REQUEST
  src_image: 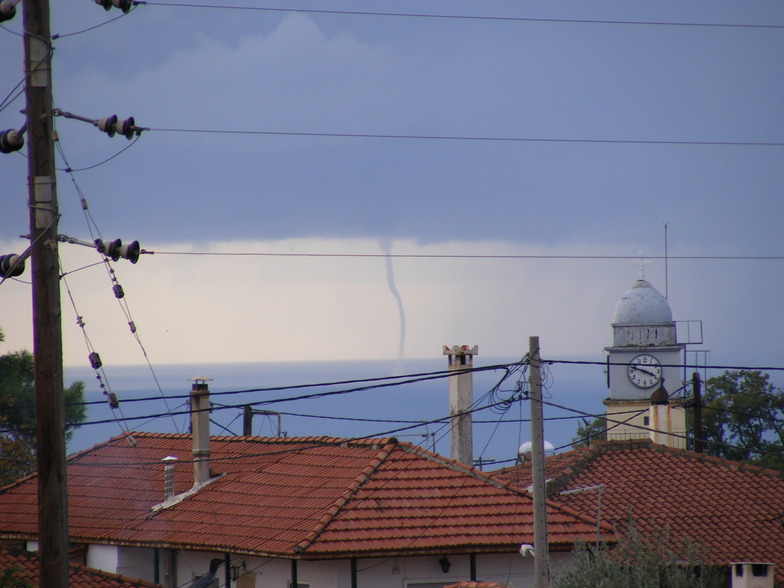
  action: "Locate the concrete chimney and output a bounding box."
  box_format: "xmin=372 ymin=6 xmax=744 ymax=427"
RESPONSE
xmin=443 ymin=345 xmax=478 ymax=466
xmin=189 ymin=378 xmax=211 ymax=486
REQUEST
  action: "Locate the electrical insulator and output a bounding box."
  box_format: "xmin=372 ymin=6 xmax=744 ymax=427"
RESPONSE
xmin=94 ymin=0 xmax=132 ymax=13
xmin=88 ymin=352 xmax=102 ymax=369
xmin=115 ymin=117 xmax=136 ymax=139
xmin=96 ymin=115 xmax=118 ymax=138
xmin=0 ymin=128 xmax=24 ymax=154
xmin=120 ymin=240 xmax=140 ymax=263
xmin=96 ymin=238 xmax=141 ymax=263
xmin=113 ymin=284 xmax=125 ymax=299
xmin=95 ymin=115 xmax=138 ymax=138
xmin=107 ymin=392 xmax=119 ymax=409
xmin=0 ymin=254 xmax=24 ymax=278
xmin=0 ymin=0 xmax=17 ymax=23
xmin=106 ymin=239 xmax=122 ymax=261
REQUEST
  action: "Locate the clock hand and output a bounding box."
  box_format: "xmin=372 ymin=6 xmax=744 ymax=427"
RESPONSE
xmin=630 ymin=365 xmax=658 ymax=377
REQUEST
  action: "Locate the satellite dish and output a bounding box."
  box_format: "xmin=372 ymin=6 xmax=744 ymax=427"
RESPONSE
xmin=518 ymin=441 xmax=555 ymax=461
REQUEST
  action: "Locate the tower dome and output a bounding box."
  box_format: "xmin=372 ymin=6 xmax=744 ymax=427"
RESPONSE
xmin=611 ymin=280 xmax=676 ymax=347
xmin=612 ymin=279 xmax=672 ymax=325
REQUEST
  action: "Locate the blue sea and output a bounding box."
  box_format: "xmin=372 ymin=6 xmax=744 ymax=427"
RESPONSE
xmin=63 ymin=356 xmax=609 ymax=469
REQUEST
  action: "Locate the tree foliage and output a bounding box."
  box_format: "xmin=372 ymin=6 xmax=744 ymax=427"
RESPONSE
xmin=0 ymin=567 xmax=32 ymax=588
xmin=700 ymin=370 xmax=784 ymax=470
xmin=552 ymin=523 xmax=726 ymax=588
xmin=572 ymin=416 xmax=607 ymax=449
xmin=0 ymin=328 xmax=87 ymax=486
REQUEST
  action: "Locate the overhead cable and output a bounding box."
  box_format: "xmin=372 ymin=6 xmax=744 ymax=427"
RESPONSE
xmin=136 ymin=2 xmax=784 ymax=30
xmin=146 ymin=126 xmax=784 ymax=148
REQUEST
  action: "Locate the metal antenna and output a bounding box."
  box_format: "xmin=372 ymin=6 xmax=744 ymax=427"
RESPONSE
xmin=664 ymin=223 xmax=669 ymax=298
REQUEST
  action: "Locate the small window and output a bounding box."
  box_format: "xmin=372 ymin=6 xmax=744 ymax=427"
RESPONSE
xmin=643 ymin=416 xmax=650 ymax=426
xmin=752 ymin=564 xmax=770 ymax=577
xmin=735 ymin=564 xmax=744 ymax=577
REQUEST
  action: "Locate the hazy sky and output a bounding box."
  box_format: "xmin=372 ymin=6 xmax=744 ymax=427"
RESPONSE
xmin=1 ymin=1 xmax=782 ymax=384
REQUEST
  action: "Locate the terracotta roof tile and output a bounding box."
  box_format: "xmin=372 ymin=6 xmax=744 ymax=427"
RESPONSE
xmin=0 ymin=546 xmax=160 ymax=588
xmin=491 ymin=439 xmax=784 ymax=585
xmin=0 ymin=433 xmax=613 ymax=559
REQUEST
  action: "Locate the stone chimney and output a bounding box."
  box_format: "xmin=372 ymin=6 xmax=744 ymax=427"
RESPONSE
xmin=443 ymin=345 xmax=478 ymax=465
xmin=189 ymin=377 xmax=212 ymax=486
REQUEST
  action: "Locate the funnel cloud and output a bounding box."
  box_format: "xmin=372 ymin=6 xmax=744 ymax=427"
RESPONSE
xmin=380 ymin=239 xmax=406 ymax=359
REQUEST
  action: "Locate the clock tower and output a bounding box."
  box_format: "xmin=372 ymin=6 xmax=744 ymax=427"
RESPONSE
xmin=604 ymin=278 xmax=686 ymax=447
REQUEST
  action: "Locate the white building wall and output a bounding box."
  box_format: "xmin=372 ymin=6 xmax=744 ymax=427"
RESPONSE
xmin=78 ymin=547 xmax=574 ymax=588
xmin=117 ymin=546 xmax=156 ymax=582
xmin=86 ymin=543 xmax=120 ymax=574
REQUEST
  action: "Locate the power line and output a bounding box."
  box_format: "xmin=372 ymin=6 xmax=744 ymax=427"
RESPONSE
xmin=51 ymin=9 xmax=133 ymax=40
xmin=547 ymin=358 xmax=784 ymax=372
xmin=4 ymin=359 xmax=781 ymax=416
xmin=146 ymin=126 xmax=784 ymax=147
xmin=135 ymin=2 xmax=784 ymax=30
xmin=543 ymin=397 xmax=784 ymax=460
xmin=0 ymin=394 xmax=523 ymax=467
xmin=144 ymin=250 xmax=784 ymax=261
xmin=0 ymin=363 xmax=520 ymax=429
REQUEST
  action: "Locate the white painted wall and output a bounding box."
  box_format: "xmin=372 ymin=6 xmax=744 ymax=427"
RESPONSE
xmin=117 ymin=546 xmax=156 ymax=582
xmin=87 ymin=544 xmax=119 ymax=573
xmin=78 ymin=546 xmax=574 ymax=588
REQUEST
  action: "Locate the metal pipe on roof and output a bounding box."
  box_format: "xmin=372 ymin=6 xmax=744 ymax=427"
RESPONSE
xmin=163 ymin=456 xmax=177 ymax=501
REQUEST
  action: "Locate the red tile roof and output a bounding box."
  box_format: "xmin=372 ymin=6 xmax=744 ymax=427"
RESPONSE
xmin=0 ymin=433 xmax=613 ymax=559
xmin=0 ymin=546 xmax=160 ymax=588
xmin=492 ymin=439 xmax=784 ymax=585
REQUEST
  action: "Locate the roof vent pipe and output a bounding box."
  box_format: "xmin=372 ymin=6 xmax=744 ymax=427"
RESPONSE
xmin=162 ymin=456 xmax=177 ymax=501
xmin=189 ymin=377 xmax=212 ymax=486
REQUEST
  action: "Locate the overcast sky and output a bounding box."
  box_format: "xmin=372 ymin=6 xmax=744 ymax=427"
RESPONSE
xmin=1 ymin=1 xmax=782 ymax=386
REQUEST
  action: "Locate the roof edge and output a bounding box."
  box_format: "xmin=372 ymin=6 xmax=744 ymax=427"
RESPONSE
xmin=294 ymin=438 xmax=399 ymax=554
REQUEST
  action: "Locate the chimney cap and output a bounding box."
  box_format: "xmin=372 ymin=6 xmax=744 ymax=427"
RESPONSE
xmin=650 ymin=382 xmax=669 ymax=405
xmin=188 ymin=375 xmax=213 ymax=383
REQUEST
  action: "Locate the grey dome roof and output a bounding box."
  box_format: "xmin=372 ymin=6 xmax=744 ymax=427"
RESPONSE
xmin=612 ymin=279 xmax=672 ymax=325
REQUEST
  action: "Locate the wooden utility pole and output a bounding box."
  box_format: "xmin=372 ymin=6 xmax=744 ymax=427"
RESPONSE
xmin=529 ymin=336 xmax=549 ymax=588
xmin=23 ymin=0 xmax=69 ymax=586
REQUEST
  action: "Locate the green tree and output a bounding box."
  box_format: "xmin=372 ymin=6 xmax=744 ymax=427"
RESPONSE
xmin=0 ymin=567 xmax=32 ymax=588
xmin=552 ymin=523 xmax=726 ymax=588
xmin=0 ymin=328 xmax=86 ymax=486
xmin=571 ymin=416 xmax=607 ymax=449
xmin=700 ymin=370 xmax=784 ymax=470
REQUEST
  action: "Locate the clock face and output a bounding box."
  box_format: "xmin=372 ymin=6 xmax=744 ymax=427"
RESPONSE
xmin=627 ymin=354 xmax=662 ymax=388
